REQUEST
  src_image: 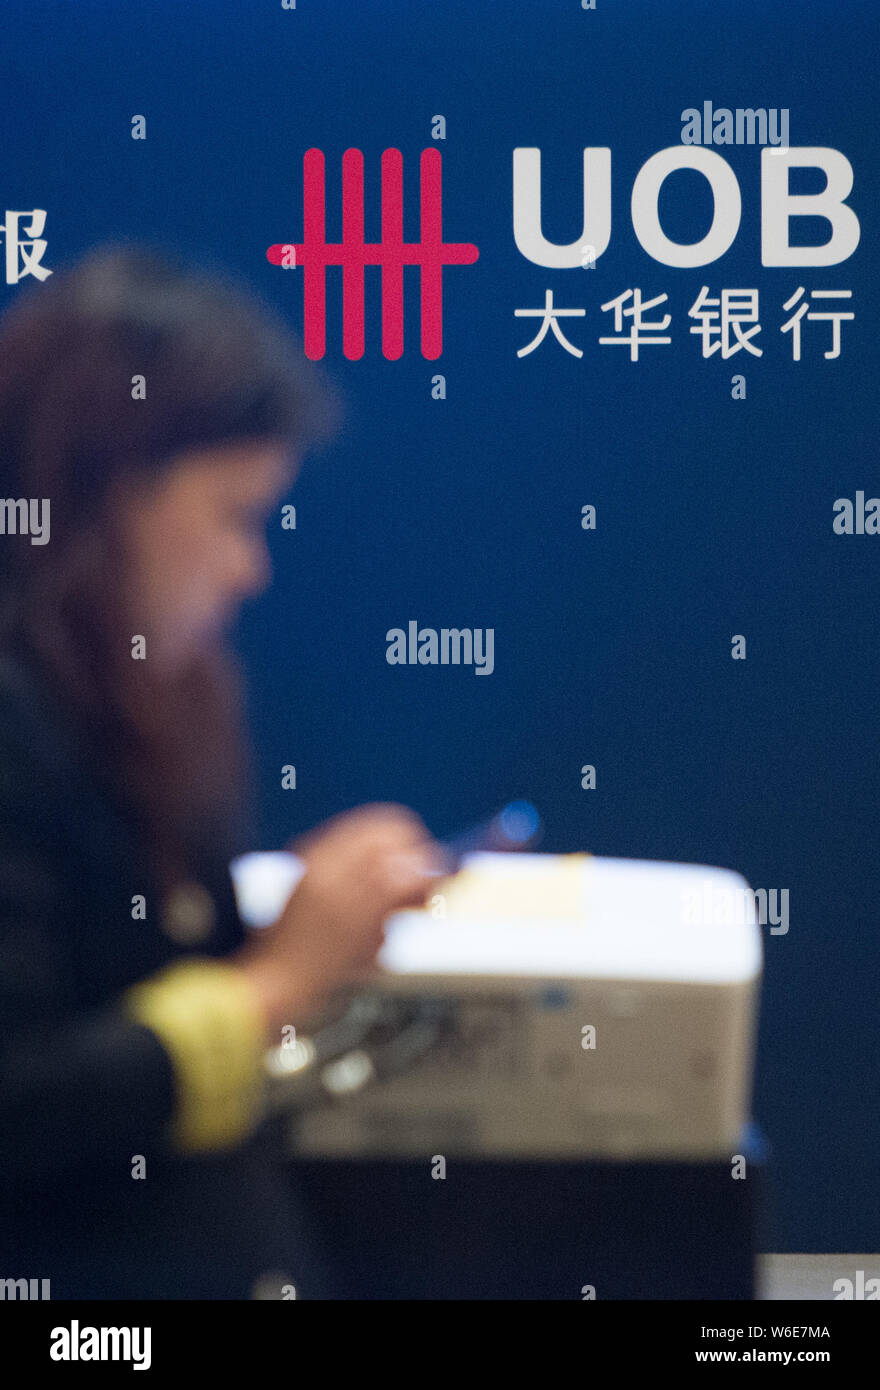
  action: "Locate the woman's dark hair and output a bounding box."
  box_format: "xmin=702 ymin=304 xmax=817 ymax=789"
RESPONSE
xmin=0 ymin=240 xmax=343 ymax=891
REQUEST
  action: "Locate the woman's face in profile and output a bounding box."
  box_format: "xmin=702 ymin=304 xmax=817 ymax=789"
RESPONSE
xmin=119 ymin=438 xmax=295 ymax=673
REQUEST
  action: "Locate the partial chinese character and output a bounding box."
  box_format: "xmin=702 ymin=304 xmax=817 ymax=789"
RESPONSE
xmin=688 ymin=287 xmax=763 ymax=359
xmin=0 ymin=210 xmax=52 ymax=284
xmin=599 ymin=289 xmax=671 ymax=362
xmin=515 ymin=289 xmax=586 ymax=357
xmin=781 ymin=288 xmax=853 ymax=361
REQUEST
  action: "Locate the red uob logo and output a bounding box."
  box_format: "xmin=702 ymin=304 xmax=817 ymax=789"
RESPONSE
xmin=267 ymin=147 xmax=479 ymax=360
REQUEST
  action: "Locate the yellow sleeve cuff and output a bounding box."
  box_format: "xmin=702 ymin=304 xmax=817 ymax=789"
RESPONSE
xmin=122 ymin=957 xmax=267 ymax=1154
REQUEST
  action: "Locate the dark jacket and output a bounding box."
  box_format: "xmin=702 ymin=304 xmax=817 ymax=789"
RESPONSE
xmin=0 ymin=645 xmax=322 ymax=1299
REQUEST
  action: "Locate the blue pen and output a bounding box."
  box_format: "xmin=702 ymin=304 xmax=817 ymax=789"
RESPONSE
xmin=435 ymin=799 xmax=542 ymax=875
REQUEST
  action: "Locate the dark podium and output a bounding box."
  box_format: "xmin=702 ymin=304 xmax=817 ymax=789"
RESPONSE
xmin=290 ymin=1125 xmax=769 ymax=1300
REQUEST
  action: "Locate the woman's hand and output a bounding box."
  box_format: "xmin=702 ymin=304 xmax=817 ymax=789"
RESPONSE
xmin=230 ymin=804 xmax=444 ymax=1039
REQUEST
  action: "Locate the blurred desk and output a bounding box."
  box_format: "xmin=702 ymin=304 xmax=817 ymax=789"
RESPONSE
xmin=291 ymin=1125 xmax=769 ymax=1300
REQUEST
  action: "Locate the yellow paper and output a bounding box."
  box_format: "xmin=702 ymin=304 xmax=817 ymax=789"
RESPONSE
xmin=436 ymin=852 xmax=589 ymax=919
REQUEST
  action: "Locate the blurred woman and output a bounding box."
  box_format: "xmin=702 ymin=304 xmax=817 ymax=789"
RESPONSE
xmin=0 ymin=242 xmax=442 ymax=1298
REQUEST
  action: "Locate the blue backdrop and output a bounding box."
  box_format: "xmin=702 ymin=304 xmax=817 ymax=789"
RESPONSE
xmin=3 ymin=0 xmax=877 ymax=1252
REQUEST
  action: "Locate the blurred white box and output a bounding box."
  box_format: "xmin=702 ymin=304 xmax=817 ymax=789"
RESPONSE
xmin=231 ymin=851 xmax=762 ymax=1161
